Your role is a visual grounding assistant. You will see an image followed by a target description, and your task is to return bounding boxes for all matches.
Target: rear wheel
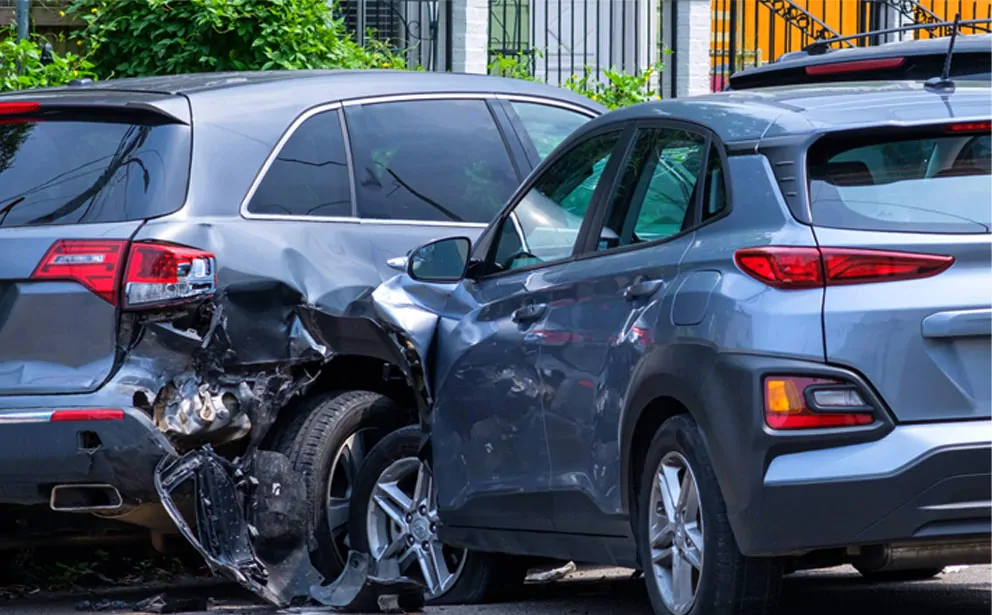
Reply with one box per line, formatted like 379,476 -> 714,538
269,390 -> 410,578
349,425 -> 524,604
636,414 -> 782,615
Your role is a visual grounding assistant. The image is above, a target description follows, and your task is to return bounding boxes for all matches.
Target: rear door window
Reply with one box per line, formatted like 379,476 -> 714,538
509,100 -> 593,161
246,109 -> 353,218
345,99 -> 519,224
807,128 -> 991,233
0,114 -> 191,228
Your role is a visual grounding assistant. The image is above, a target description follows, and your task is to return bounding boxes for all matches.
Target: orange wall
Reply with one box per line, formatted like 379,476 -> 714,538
711,0 -> 992,69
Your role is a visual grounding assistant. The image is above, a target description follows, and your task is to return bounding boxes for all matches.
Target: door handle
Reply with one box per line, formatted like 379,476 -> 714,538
512,303 -> 547,324
623,278 -> 664,300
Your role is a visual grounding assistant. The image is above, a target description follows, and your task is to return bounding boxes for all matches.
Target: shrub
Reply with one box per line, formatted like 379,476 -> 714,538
67,0 -> 409,79
563,63 -> 664,109
0,29 -> 96,92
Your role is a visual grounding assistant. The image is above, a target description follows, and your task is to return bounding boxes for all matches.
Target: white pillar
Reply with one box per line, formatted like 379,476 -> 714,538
450,0 -> 490,74
661,0 -> 711,98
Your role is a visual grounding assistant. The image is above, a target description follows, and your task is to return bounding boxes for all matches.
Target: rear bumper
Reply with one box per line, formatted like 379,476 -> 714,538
750,421 -> 991,556
696,352 -> 991,558
0,407 -> 174,506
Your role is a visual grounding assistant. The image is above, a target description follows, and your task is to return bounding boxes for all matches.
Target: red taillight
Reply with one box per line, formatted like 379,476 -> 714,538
804,57 -> 905,76
50,409 -> 124,422
735,246 -> 954,289
31,239 -> 127,305
124,242 -> 216,309
946,120 -> 992,133
0,101 -> 40,115
764,376 -> 874,430
31,239 -> 216,308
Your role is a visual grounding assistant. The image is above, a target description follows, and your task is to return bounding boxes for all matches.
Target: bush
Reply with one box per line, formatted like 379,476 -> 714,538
67,0 -> 409,79
563,63 -> 664,109
0,29 -> 96,92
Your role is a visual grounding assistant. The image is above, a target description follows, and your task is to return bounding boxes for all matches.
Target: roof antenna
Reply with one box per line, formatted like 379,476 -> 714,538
925,13 -> 962,92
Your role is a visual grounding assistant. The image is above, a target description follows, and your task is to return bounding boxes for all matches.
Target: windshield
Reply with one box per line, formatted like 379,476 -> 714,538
806,128 -> 991,234
0,115 -> 191,228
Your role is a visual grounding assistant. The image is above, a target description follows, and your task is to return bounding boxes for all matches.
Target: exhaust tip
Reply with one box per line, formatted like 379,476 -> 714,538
50,484 -> 123,512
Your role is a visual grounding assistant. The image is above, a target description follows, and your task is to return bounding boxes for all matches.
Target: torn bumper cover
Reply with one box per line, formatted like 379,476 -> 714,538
155,445 -> 427,610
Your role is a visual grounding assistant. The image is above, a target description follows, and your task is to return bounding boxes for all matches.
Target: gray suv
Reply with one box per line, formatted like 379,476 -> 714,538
362,80 -> 991,613
0,71 -> 602,573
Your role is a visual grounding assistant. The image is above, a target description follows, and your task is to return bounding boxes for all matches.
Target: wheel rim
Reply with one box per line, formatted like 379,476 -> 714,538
366,457 -> 468,598
325,429 -> 373,567
648,451 -> 704,615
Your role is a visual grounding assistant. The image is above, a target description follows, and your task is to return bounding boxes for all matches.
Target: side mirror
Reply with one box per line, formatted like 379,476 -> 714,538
407,236 -> 471,282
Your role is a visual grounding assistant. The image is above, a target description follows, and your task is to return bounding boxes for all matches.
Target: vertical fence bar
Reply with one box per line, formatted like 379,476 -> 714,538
544,0 -> 549,81
634,0 -> 641,76
752,0 -> 760,67
596,0 -> 602,80
729,0 -> 738,83
570,0 -> 576,78
670,0 -> 679,98
556,0 -> 562,83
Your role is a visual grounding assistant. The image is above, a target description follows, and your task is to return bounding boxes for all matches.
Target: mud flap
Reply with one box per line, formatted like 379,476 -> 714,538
155,447 -> 426,611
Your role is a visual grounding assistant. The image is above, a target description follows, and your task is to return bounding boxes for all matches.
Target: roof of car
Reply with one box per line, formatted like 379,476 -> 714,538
3,69 -> 603,112
581,80 -> 992,144
732,33 -> 992,81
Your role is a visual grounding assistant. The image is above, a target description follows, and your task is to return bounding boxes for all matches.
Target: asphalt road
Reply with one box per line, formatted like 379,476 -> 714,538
4,565 -> 989,615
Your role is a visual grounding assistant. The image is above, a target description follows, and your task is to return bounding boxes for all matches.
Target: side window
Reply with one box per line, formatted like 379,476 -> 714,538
345,99 -> 519,223
510,101 -> 593,161
701,145 -> 728,220
247,109 -> 352,217
489,131 -> 621,273
595,128 -> 707,252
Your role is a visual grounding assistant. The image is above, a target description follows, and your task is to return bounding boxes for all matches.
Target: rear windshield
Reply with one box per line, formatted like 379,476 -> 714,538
807,128 -> 991,234
0,114 -> 191,228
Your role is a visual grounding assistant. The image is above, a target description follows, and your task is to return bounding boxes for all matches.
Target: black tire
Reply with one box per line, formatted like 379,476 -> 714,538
856,567 -> 944,583
268,390 -> 411,579
636,414 -> 782,615
348,425 -> 525,605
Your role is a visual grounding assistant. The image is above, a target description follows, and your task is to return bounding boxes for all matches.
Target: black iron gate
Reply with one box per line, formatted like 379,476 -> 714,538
339,0 -> 447,71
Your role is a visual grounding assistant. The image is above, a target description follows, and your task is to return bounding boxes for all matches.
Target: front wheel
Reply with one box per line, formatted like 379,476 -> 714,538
636,414 -> 782,615
348,425 -> 525,604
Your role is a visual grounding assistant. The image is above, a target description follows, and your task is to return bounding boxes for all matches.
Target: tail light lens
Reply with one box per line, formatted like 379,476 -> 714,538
124,242 -> 216,309
32,239 -> 216,309
0,101 -> 40,115
735,246 -> 954,289
31,240 -> 127,305
51,409 -> 125,422
764,376 -> 874,430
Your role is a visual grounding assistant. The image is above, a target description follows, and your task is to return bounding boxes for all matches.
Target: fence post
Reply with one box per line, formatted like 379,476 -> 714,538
450,0 -> 490,73
661,0 -> 711,97
16,0 -> 30,42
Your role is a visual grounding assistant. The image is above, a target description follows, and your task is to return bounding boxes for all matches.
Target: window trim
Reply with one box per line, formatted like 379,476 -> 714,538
572,118 -> 735,263
473,123 -> 636,281
240,93 -> 599,225
496,97 -> 598,168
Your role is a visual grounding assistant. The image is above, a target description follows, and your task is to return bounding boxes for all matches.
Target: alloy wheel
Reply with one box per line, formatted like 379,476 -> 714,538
648,451 -> 704,615
366,457 -> 468,598
325,429 -> 373,567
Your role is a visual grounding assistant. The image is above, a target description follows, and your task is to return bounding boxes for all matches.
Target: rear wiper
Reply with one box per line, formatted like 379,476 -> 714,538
0,196 -> 24,227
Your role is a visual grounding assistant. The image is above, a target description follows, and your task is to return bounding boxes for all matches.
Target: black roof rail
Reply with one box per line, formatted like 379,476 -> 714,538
804,18 -> 992,55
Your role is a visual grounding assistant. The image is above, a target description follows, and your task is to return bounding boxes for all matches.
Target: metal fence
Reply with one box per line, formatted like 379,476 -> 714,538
338,0 -> 449,71
711,0 -> 992,92
488,0 -> 665,88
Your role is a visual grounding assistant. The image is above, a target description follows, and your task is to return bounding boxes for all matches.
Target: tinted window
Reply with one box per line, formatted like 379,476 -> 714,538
807,131 -> 991,233
595,128 -> 706,252
510,101 -> 592,160
491,131 -> 621,273
701,145 -> 728,220
0,115 -> 190,228
347,100 -> 519,223
247,109 -> 352,218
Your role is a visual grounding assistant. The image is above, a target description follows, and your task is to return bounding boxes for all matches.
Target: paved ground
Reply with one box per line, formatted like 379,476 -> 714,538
3,565 -> 989,615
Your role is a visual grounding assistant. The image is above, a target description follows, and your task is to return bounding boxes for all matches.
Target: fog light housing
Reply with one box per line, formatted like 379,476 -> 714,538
764,376 -> 874,430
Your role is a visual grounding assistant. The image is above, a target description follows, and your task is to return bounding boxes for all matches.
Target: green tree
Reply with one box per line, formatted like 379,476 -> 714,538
68,0 -> 408,78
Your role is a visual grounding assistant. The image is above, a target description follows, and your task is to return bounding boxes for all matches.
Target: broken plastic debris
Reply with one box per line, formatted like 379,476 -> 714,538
309,551 -> 425,613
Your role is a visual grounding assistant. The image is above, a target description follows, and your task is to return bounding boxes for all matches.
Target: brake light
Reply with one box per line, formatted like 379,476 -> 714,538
32,239 -> 216,308
51,409 -> 124,422
946,121 -> 992,133
0,101 -> 39,115
31,240 -> 127,305
124,242 -> 216,309
735,247 -> 953,289
764,376 -> 873,430
805,57 -> 905,76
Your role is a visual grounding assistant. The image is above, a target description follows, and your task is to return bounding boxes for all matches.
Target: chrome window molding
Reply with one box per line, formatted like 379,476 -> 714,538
240,92 -> 599,224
